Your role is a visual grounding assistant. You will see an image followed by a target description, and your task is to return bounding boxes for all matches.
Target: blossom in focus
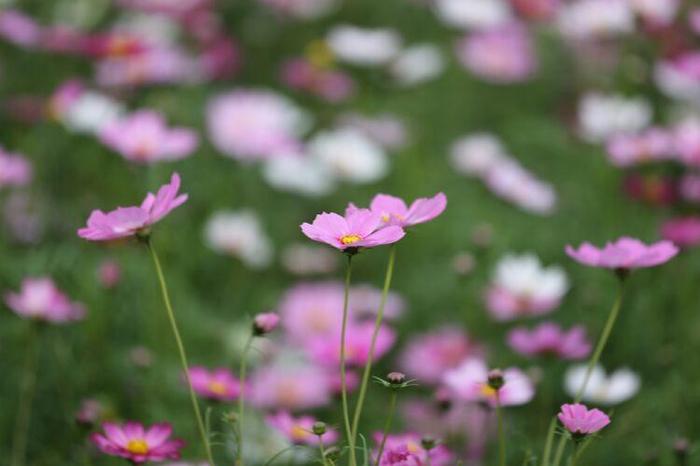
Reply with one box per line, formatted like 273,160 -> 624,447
204,210 -> 274,269
347,193 -> 447,228
5,277 -> 85,323
443,358 -> 534,407
577,93 -> 652,143
557,403 -> 610,435
78,173 -> 187,241
99,110 -> 198,163
507,322 -> 590,359
301,208 -> 405,251
660,217 -> 700,248
564,364 -> 640,405
0,146 -> 32,188
485,253 -> 568,321
565,237 -> 678,270
326,25 -> 401,66
266,411 -> 338,445
91,421 -> 184,463
188,366 -> 241,402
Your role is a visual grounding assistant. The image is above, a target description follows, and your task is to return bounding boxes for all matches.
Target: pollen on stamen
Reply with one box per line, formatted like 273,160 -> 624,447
340,234 -> 362,245
126,439 -> 149,455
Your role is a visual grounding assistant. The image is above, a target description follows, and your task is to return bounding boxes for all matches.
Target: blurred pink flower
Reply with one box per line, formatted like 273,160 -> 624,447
565,237 -> 678,270
75,398 -> 105,426
456,23 -> 536,84
557,403 -> 610,435
660,217 -> 700,248
254,312 -> 280,335
399,327 -> 482,384
95,47 -> 197,88
372,433 -> 454,466
301,209 -> 405,250
306,322 -> 396,367
266,411 -> 338,445
98,260 -> 122,289
0,10 -> 41,47
250,363 -> 332,410
198,37 -> 241,81
510,0 -> 559,20
348,193 -> 447,228
674,118 -> 700,167
91,421 -> 184,463
100,110 -> 198,163
349,284 -> 405,321
507,322 -> 591,360
605,128 -> 675,167
378,445 -> 422,466
443,358 -> 534,407
0,147 -> 32,188
78,172 -> 187,241
5,277 -> 85,323
47,79 -> 85,120
690,8 -> 700,35
278,282 -> 345,341
281,58 -> 355,102
117,0 -> 212,18
680,173 -> 700,203
79,33 -> 146,58
188,366 -> 241,402
623,173 -> 677,206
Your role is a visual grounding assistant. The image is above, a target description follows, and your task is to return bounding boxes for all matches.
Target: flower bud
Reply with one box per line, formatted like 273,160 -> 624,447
487,369 -> 505,391
421,437 -> 437,451
387,372 -> 406,386
253,312 -> 279,336
312,421 -> 327,436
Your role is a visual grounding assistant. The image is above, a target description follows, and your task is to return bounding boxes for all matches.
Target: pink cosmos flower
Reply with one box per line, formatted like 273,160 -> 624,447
249,363 -> 332,410
565,237 -> 678,270
661,217 -> 700,248
98,260 -> 122,289
507,322 -> 591,360
281,58 -> 355,102
605,128 -> 675,167
100,110 -> 198,163
5,277 -> 85,323
77,172 -> 188,241
188,366 -> 241,402
443,358 -> 534,407
254,312 -> 280,335
0,147 -> 32,188
95,47 -> 198,88
399,327 -> 482,384
301,209 -> 405,251
378,445 -> 422,466
680,174 -> 700,203
0,10 -> 41,47
75,398 -> 105,426
278,282 -> 345,341
47,79 -> 85,120
266,411 -> 338,445
372,433 -> 453,466
557,403 -> 610,436
91,421 -> 184,463
306,322 -> 396,367
348,193 -> 447,228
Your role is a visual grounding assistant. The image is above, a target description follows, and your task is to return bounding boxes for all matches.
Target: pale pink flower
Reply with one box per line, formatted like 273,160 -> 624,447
281,58 -> 355,102
47,79 -> 85,119
0,147 -> 32,188
507,322 -> 591,359
399,328 -> 482,384
378,444 -> 422,466
680,173 -> 700,203
654,52 -> 700,104
348,193 -> 447,228
301,209 -> 405,250
565,237 -> 678,270
306,322 -> 396,367
690,8 -> 700,35
266,411 -> 338,445
98,260 -> 122,288
0,10 -> 41,47
254,312 -> 280,335
91,421 -> 184,463
77,173 -> 187,241
249,363 -> 332,410
661,217 -> 700,248
188,366 -> 241,402
75,398 -> 105,426
95,47 -> 198,88
443,358 -> 534,407
100,110 -> 198,164
372,433 -> 453,466
5,277 -> 85,323
557,403 -> 610,435
278,282 -> 345,341
673,117 -> 700,167
605,128 -> 675,167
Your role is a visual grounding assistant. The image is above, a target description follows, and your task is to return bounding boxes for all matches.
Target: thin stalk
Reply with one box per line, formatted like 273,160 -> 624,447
540,418 -> 556,466
318,437 -> 329,466
351,245 -> 396,444
146,240 -> 214,466
496,392 -> 506,466
236,334 -> 254,466
11,323 -> 41,466
373,391 -> 398,466
569,443 -> 580,466
552,279 -> 626,466
340,254 -> 356,466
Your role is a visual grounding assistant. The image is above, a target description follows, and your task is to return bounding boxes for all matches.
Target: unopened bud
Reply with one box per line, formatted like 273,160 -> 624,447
312,421 -> 327,436
253,312 -> 279,336
387,372 -> 406,385
421,437 -> 437,451
487,369 -> 505,391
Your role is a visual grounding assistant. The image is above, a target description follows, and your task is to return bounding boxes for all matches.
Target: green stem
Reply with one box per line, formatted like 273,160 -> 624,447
373,391 -> 398,466
146,240 -> 215,466
552,279 -> 626,466
351,245 -> 396,445
496,392 -> 506,466
11,323 -> 40,466
236,334 -> 254,466
340,254 -> 357,466
319,437 -> 329,466
540,418 -> 556,466
569,443 -> 580,466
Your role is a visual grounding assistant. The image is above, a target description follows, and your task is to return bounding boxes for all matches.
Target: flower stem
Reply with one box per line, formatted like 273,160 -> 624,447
496,391 -> 506,466
552,279 -> 626,466
340,254 -> 356,466
569,443 -> 580,466
146,240 -> 214,466
373,390 -> 398,466
318,437 -> 329,466
236,333 -> 254,466
11,323 -> 40,466
351,245 -> 396,445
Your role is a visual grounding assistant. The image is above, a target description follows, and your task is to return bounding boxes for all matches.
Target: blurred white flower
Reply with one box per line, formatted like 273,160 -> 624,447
557,0 -> 635,40
654,54 -> 700,106
564,364 -> 641,405
308,128 -> 389,183
629,0 -> 679,25
336,113 -> 408,150
327,25 -> 402,66
578,92 -> 652,143
204,210 -> 273,269
450,133 -> 508,176
390,43 -> 445,86
62,91 -> 125,134
113,12 -> 181,46
280,243 -> 338,275
434,0 -> 512,30
263,152 -> 335,196
493,253 -> 568,300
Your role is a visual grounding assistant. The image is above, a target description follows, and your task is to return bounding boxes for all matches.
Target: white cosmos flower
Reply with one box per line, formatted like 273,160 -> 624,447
494,253 -> 568,302
449,133 -> 508,176
557,0 -> 635,40
434,0 -> 511,30
263,151 -> 336,197
63,92 -> 124,134
390,43 -> 445,86
204,210 -> 273,269
327,25 -> 402,66
578,92 -> 652,143
564,364 -> 641,405
308,128 -> 389,184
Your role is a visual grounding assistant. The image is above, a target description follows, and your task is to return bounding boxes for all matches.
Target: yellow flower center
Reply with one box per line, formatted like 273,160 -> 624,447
340,234 -> 362,245
305,40 -> 335,69
126,439 -> 149,455
407,441 -> 420,453
290,425 -> 309,441
480,384 -> 497,398
208,381 -> 227,395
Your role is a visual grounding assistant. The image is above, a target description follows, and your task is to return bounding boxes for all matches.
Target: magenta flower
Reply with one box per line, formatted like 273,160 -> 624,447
301,209 -> 405,251
77,173 -> 187,241
557,403 -> 610,436
100,110 -> 198,164
249,363 -> 332,411
266,411 -> 339,445
661,217 -> 700,248
507,322 -> 591,360
5,277 -> 85,323
188,366 -> 241,402
91,421 -> 185,463
443,358 -> 534,407
306,322 -> 396,367
253,312 -> 280,335
348,193 -> 447,228
565,237 -> 678,270
378,445 -> 423,466
372,433 -> 454,466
